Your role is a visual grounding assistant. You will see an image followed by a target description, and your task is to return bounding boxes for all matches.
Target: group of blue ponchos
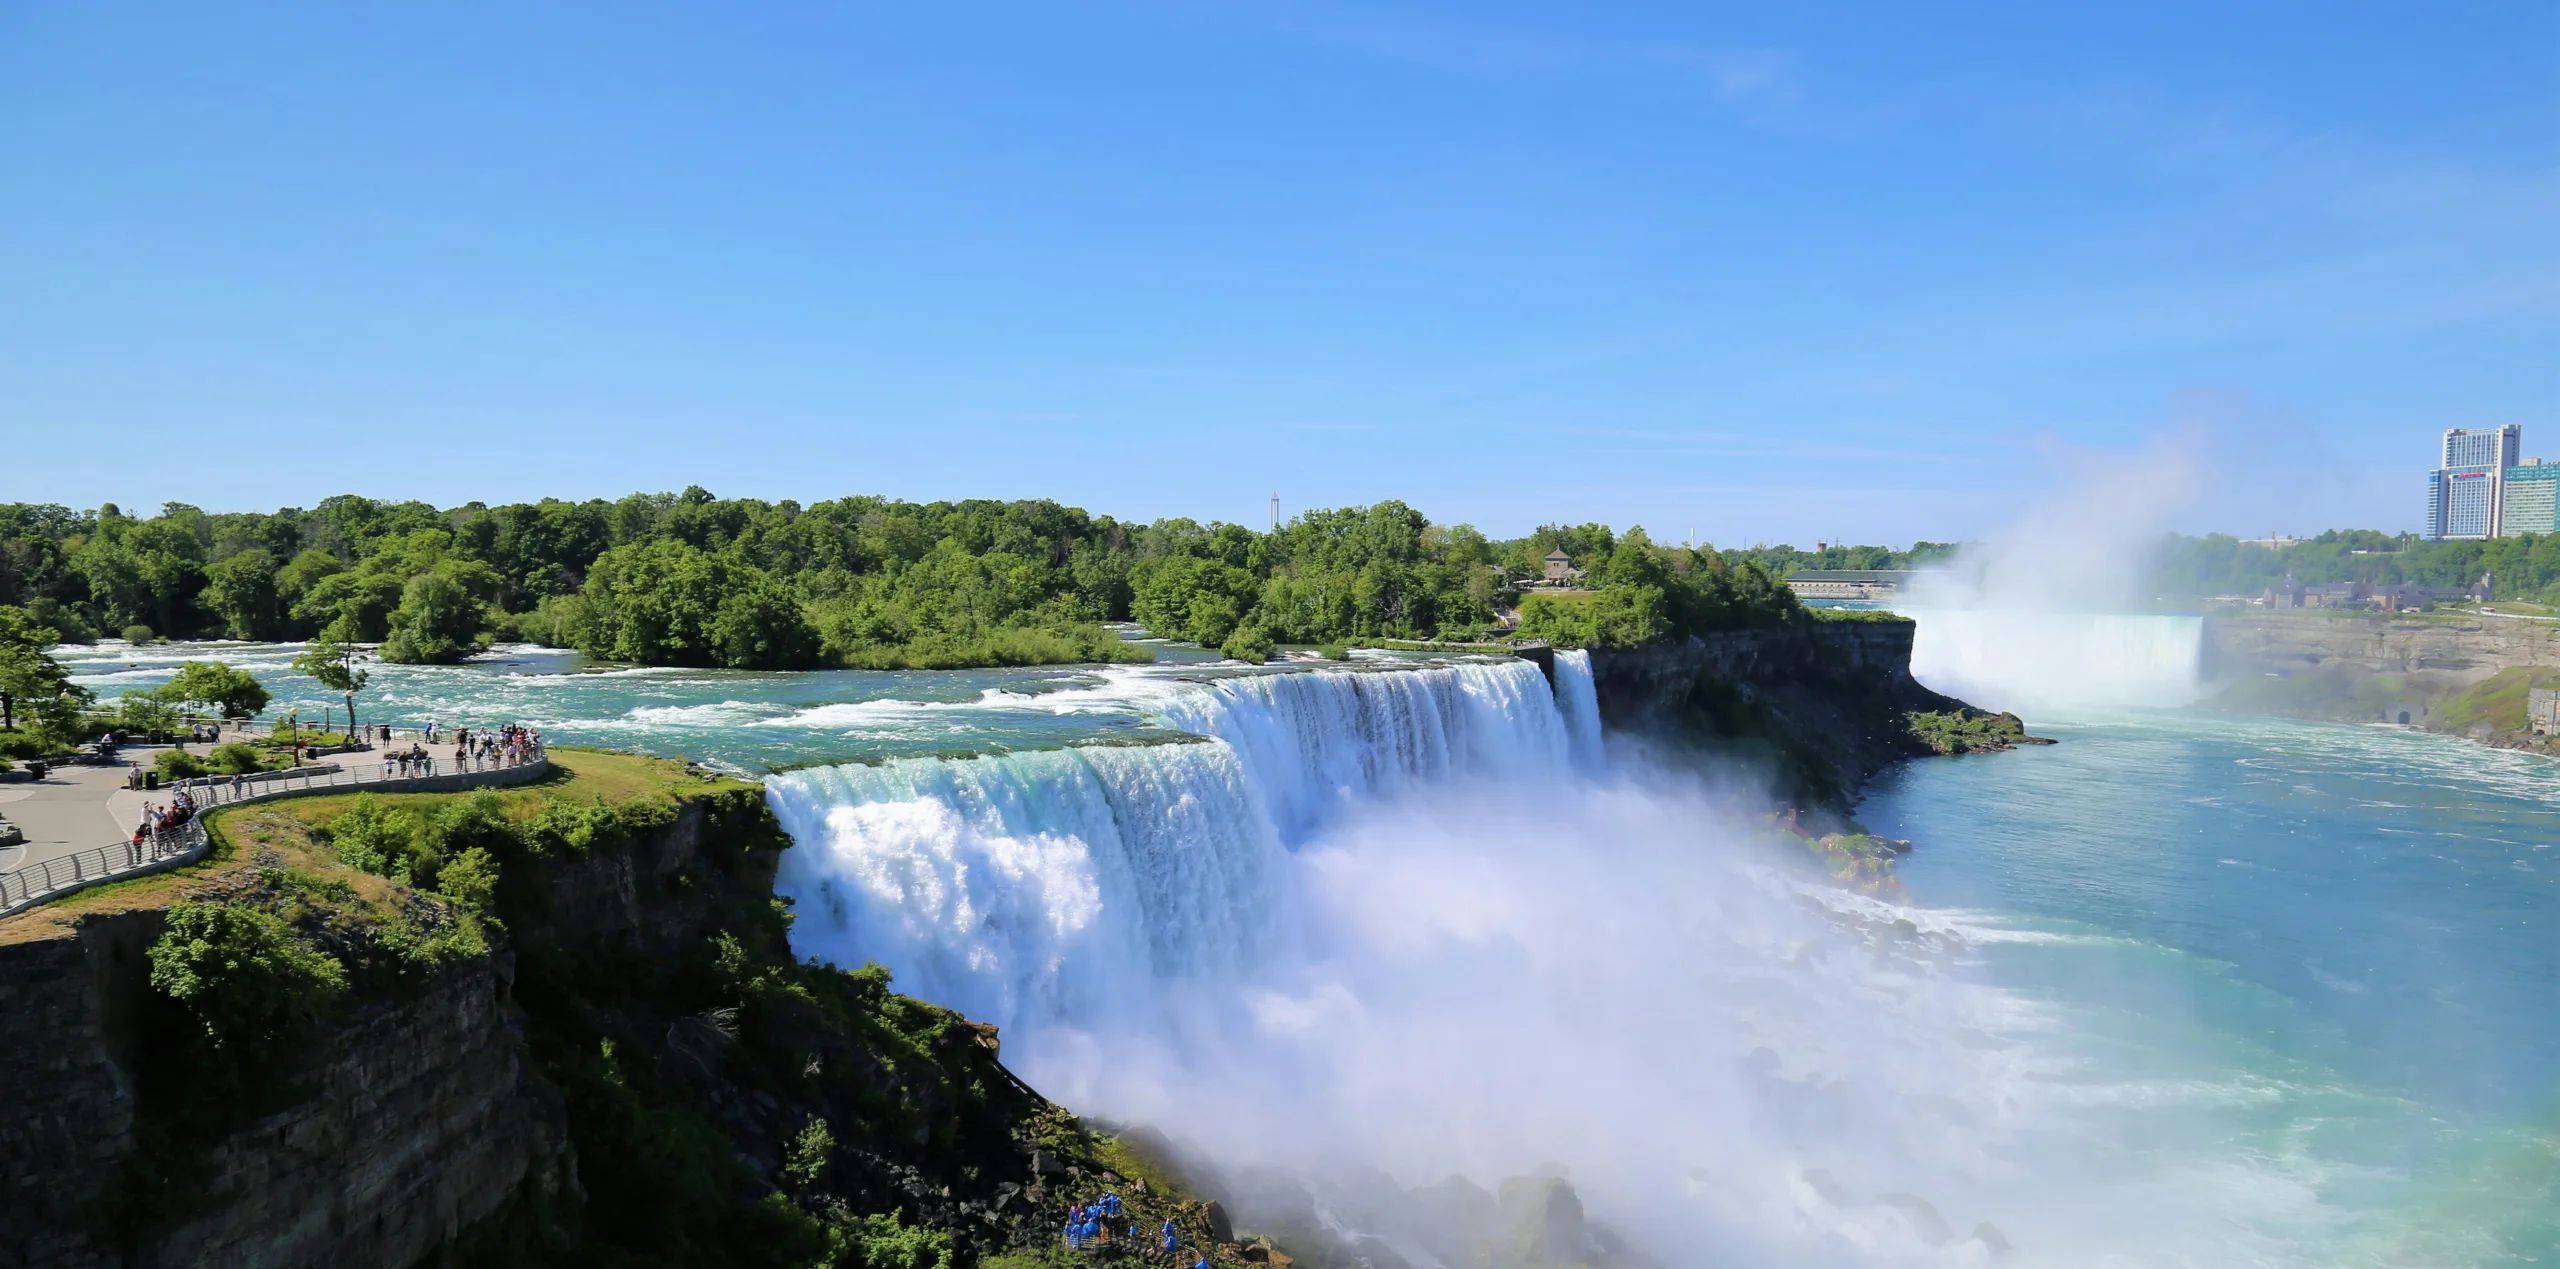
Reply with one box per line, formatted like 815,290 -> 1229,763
1061,1193 -> 1203,1266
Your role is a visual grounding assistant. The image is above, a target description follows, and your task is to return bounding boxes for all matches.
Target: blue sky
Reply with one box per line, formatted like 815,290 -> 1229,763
2,2 -> 2552,544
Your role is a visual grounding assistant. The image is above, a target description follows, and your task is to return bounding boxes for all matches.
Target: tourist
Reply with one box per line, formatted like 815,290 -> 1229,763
1161,1220 -> 1178,1254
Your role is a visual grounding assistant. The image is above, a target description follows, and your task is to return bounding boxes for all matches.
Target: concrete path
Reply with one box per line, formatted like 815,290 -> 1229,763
0,760 -> 142,874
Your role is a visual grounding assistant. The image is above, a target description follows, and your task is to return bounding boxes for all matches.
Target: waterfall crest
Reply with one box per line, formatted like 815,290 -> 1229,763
770,657 -> 1581,1030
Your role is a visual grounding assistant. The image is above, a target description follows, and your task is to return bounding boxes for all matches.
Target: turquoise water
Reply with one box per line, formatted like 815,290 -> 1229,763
49,637 -> 2559,1264
1862,712 -> 2558,1265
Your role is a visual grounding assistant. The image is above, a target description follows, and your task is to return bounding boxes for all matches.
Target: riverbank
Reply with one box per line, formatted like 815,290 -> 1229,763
2202,608 -> 2560,753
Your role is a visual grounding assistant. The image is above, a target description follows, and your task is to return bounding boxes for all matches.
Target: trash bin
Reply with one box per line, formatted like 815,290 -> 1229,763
144,771 -> 159,790
26,761 -> 45,780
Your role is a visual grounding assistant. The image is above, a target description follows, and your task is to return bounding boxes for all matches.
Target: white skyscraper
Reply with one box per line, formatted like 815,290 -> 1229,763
2425,424 -> 2522,541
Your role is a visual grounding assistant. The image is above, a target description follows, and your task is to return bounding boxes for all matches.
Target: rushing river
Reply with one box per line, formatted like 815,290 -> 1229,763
49,630 -> 2556,1267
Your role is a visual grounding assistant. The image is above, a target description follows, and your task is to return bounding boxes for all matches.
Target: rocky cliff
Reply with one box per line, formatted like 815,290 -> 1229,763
0,890 -> 566,1269
1586,616 -> 2013,814
2201,610 -> 2560,749
0,752 -> 1258,1269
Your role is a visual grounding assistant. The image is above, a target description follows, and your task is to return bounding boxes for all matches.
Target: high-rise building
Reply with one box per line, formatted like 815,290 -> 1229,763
2500,459 -> 2560,537
2425,425 -> 2524,541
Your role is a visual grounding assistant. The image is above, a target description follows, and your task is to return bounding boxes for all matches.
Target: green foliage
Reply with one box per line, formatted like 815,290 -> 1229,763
1219,624 -> 1277,663
784,1116 -> 835,1190
1905,709 -> 2034,755
117,690 -> 181,737
155,749 -> 210,780
2146,529 -> 2560,601
160,660 -> 271,719
322,794 -> 426,878
291,617 -> 372,727
1318,642 -> 1352,660
122,623 -> 157,643
435,846 -> 501,910
145,901 -> 348,1066
379,569 -> 494,664
833,1209 -> 956,1269
206,741 -> 268,774
0,604 -> 92,737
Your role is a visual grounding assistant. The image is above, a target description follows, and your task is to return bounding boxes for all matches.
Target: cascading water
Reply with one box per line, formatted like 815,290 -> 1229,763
767,652 -> 2333,1266
1903,609 -> 2204,716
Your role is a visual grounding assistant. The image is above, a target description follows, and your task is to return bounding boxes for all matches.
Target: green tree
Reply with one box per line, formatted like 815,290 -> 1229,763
201,548 -> 283,640
0,605 -> 88,733
146,900 -> 347,1069
292,617 -> 372,734
379,570 -> 490,665
160,661 -> 271,720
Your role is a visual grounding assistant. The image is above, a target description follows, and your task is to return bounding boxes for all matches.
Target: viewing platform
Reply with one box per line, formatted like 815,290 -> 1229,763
0,746 -> 550,919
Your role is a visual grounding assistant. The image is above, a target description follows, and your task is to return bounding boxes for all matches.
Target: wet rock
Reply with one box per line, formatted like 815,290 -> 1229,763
1204,1199 -> 1235,1244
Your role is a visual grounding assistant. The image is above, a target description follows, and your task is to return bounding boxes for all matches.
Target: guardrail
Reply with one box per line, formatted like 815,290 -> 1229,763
0,817 -> 209,916
0,746 -> 549,920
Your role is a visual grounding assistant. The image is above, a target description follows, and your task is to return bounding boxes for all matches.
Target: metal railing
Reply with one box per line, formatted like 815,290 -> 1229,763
0,744 -> 549,919
167,742 -> 548,807
0,817 -> 208,915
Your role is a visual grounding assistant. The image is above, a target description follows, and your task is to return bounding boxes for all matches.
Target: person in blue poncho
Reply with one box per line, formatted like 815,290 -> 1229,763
1162,1219 -> 1180,1253
1103,1193 -> 1121,1218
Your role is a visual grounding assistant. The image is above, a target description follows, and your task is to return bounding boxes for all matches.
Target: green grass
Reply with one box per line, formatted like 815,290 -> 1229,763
2430,666 -> 2560,735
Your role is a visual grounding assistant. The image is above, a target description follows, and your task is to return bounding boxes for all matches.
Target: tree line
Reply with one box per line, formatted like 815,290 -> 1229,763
0,492 -> 1811,677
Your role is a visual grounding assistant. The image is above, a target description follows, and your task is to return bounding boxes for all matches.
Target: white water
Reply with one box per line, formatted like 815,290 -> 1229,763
768,651 -> 2364,1266
1903,610 -> 2204,716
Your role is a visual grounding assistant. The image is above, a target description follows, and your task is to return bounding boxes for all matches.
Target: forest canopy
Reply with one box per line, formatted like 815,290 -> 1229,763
0,492 -> 1810,670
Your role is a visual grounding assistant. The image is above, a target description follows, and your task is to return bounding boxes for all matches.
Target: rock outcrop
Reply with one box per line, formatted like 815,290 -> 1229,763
1588,617 -> 1988,811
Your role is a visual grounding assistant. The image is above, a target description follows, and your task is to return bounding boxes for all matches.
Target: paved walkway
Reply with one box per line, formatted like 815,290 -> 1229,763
0,759 -> 144,875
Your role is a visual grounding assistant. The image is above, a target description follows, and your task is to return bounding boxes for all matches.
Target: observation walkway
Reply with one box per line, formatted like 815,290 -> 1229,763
0,746 -> 549,919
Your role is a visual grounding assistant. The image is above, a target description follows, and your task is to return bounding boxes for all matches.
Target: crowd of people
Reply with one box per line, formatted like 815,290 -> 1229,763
130,788 -> 196,850
1059,1192 -> 1207,1267
381,722 -> 545,779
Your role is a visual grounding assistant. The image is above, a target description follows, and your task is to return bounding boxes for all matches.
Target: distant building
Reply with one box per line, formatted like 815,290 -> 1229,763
2499,459 -> 2560,537
2425,425 -> 2523,541
1539,550 -> 1584,585
1786,570 -> 1913,601
2530,687 -> 2560,737
2239,535 -> 2307,549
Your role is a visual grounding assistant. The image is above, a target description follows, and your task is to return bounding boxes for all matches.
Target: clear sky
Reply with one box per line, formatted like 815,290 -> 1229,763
2,2 -> 2553,544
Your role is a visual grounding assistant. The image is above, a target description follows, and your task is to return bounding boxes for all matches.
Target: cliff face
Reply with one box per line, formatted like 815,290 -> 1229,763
1587,618 -> 1977,812
0,908 -> 566,1269
2204,610 -> 2560,681
2201,611 -> 2560,749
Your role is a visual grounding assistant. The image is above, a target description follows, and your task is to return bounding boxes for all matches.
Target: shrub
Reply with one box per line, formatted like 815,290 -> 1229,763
1219,625 -> 1277,663
146,901 -> 347,1065
121,624 -> 156,644
154,749 -> 209,781
1318,642 -> 1352,661
323,794 -> 425,877
435,846 -> 501,910
206,742 -> 265,774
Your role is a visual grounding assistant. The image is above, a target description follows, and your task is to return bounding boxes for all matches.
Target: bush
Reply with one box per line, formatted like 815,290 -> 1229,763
1318,642 -> 1352,661
323,794 -> 425,878
121,624 -> 157,644
146,901 -> 347,1065
154,749 -> 209,781
206,742 -> 266,774
1219,625 -> 1277,664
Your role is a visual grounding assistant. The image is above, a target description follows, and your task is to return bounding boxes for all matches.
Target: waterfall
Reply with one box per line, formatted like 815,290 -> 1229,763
1904,609 -> 2204,716
770,657 -> 1581,1031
